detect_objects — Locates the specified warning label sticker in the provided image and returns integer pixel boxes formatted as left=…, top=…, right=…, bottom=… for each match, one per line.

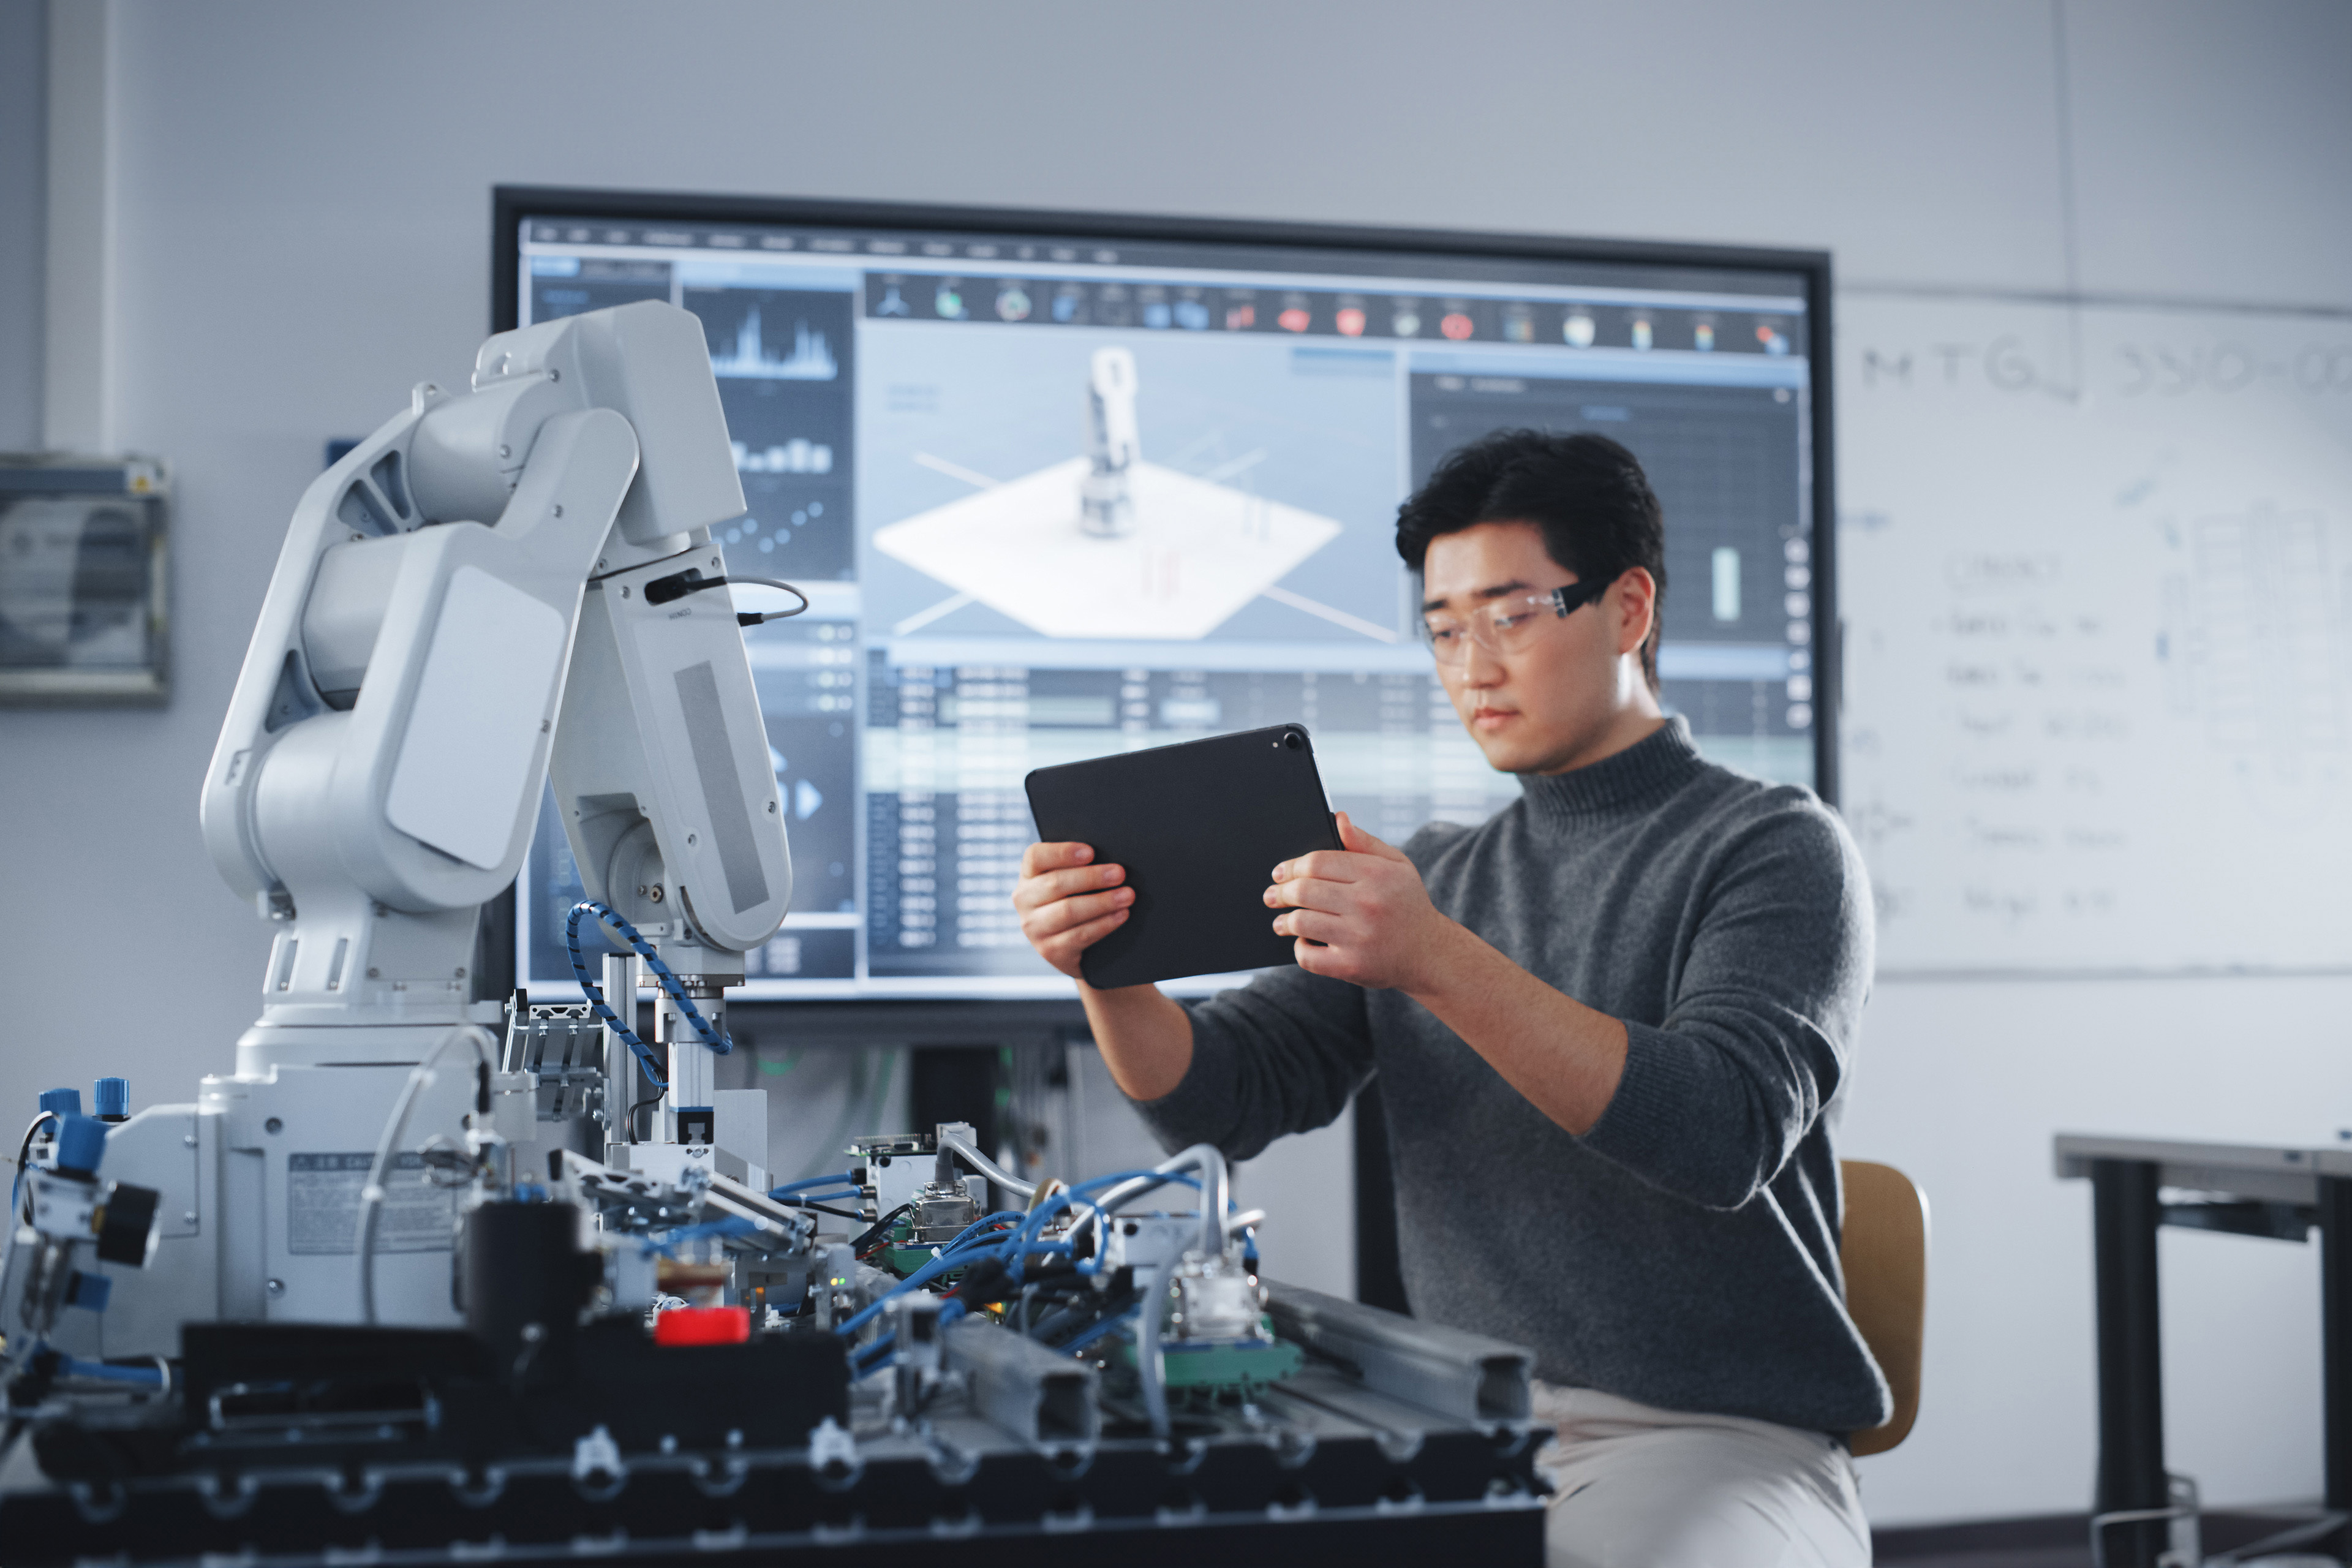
left=287, top=1152, right=457, bottom=1256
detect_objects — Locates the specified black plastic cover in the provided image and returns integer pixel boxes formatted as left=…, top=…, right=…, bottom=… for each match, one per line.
left=94, top=1181, right=159, bottom=1267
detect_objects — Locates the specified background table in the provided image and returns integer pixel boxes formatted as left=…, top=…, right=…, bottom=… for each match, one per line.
left=2054, top=1134, right=2352, bottom=1567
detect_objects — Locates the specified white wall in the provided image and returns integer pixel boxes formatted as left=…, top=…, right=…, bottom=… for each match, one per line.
left=2, top=0, right=2348, bottom=1528
left=0, top=0, right=42, bottom=448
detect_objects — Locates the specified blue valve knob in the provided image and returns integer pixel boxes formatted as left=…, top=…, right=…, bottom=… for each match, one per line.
left=37, top=1087, right=82, bottom=1119
left=53, top=1115, right=106, bottom=1175
left=94, top=1078, right=129, bottom=1121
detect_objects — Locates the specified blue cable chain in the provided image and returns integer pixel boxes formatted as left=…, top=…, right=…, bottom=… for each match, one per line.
left=565, top=900, right=734, bottom=1091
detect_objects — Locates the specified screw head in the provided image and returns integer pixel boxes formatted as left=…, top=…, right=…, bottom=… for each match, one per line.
left=687, top=834, right=697, bottom=846
left=264, top=1117, right=283, bottom=1135
left=368, top=967, right=382, bottom=979
left=552, top=503, right=564, bottom=518
left=266, top=1278, right=285, bottom=1297
left=497, top=445, right=511, bottom=459
left=183, top=1211, right=198, bottom=1224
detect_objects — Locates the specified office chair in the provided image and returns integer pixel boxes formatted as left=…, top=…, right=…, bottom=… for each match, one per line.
left=1842, top=1159, right=1928, bottom=1457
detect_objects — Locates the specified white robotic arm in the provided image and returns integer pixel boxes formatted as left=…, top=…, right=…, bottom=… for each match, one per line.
left=1079, top=346, right=1139, bottom=538
left=86, top=302, right=799, bottom=1338
left=200, top=301, right=791, bottom=1030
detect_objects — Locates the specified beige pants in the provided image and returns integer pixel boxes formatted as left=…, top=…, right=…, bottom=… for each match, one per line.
left=1531, top=1382, right=1870, bottom=1568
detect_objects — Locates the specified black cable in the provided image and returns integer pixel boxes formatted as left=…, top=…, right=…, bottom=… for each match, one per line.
left=643, top=567, right=809, bottom=625
left=1028, top=1284, right=1140, bottom=1351
left=851, top=1203, right=913, bottom=1256
left=628, top=1084, right=668, bottom=1144
left=778, top=1199, right=865, bottom=1222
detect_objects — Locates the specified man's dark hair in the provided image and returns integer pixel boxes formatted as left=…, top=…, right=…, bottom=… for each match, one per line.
left=1395, top=429, right=1667, bottom=690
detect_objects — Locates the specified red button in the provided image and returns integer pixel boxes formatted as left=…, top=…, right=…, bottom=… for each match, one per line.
left=654, top=1305, right=750, bottom=1346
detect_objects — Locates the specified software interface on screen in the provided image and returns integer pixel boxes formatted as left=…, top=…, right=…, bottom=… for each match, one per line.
left=512, top=210, right=1819, bottom=998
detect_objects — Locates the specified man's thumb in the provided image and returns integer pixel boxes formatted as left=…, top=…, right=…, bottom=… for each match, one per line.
left=1336, top=810, right=1404, bottom=861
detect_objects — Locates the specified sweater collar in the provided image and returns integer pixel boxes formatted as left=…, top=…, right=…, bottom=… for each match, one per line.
left=1518, top=716, right=1706, bottom=826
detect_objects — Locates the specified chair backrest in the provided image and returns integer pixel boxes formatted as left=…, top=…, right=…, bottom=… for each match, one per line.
left=1841, top=1159, right=1928, bottom=1458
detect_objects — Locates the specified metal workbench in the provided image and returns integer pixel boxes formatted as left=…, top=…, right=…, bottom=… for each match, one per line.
left=2054, top=1133, right=2352, bottom=1567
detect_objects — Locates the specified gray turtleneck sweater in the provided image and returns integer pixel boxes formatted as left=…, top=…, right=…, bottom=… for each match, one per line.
left=1134, top=717, right=1890, bottom=1436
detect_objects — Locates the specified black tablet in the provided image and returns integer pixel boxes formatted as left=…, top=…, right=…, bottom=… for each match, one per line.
left=1025, top=725, right=1342, bottom=990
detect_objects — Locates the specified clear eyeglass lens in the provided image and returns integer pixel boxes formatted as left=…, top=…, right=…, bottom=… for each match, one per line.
left=1423, top=594, right=1555, bottom=665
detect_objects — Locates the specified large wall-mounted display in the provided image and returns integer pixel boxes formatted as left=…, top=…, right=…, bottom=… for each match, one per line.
left=496, top=190, right=1835, bottom=1002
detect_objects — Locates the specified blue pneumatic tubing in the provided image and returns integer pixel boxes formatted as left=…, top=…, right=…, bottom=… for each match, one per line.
left=771, top=1172, right=857, bottom=1196
left=59, top=1355, right=163, bottom=1387
left=564, top=900, right=735, bottom=1089
left=833, top=1218, right=1025, bottom=1340
left=833, top=1167, right=1226, bottom=1351
left=1056, top=1306, right=1139, bottom=1355
left=853, top=1298, right=971, bottom=1377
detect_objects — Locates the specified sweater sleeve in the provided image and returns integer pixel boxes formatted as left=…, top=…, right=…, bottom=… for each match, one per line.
left=1131, top=963, right=1375, bottom=1161
left=1578, top=795, right=1875, bottom=1210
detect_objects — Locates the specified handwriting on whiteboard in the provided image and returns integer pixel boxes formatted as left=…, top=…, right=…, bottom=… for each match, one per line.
left=1855, top=330, right=2352, bottom=404
left=1836, top=297, right=2352, bottom=974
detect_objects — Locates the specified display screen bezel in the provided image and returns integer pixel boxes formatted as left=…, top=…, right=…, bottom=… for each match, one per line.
left=486, top=186, right=1838, bottom=1031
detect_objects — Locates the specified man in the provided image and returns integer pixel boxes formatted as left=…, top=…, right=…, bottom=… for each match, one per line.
left=1013, top=429, right=1883, bottom=1567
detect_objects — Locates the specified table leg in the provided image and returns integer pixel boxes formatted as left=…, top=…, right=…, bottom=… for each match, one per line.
left=2092, top=1158, right=2168, bottom=1568
left=2319, top=1175, right=2352, bottom=1553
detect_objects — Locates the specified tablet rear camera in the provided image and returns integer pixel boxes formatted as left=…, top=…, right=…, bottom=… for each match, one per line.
left=1283, top=729, right=1303, bottom=750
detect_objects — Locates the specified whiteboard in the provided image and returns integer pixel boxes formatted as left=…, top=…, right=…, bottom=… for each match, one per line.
left=1836, top=295, right=2352, bottom=976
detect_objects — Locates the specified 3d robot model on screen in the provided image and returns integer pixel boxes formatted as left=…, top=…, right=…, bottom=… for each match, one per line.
left=870, top=345, right=1347, bottom=641
left=0, top=303, right=1548, bottom=1563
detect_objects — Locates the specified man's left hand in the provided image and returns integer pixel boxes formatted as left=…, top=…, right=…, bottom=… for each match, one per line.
left=1265, top=812, right=1459, bottom=991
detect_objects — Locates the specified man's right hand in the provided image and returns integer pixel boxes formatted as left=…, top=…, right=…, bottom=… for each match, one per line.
left=1014, top=842, right=1135, bottom=981
left=1015, top=842, right=1193, bottom=1099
